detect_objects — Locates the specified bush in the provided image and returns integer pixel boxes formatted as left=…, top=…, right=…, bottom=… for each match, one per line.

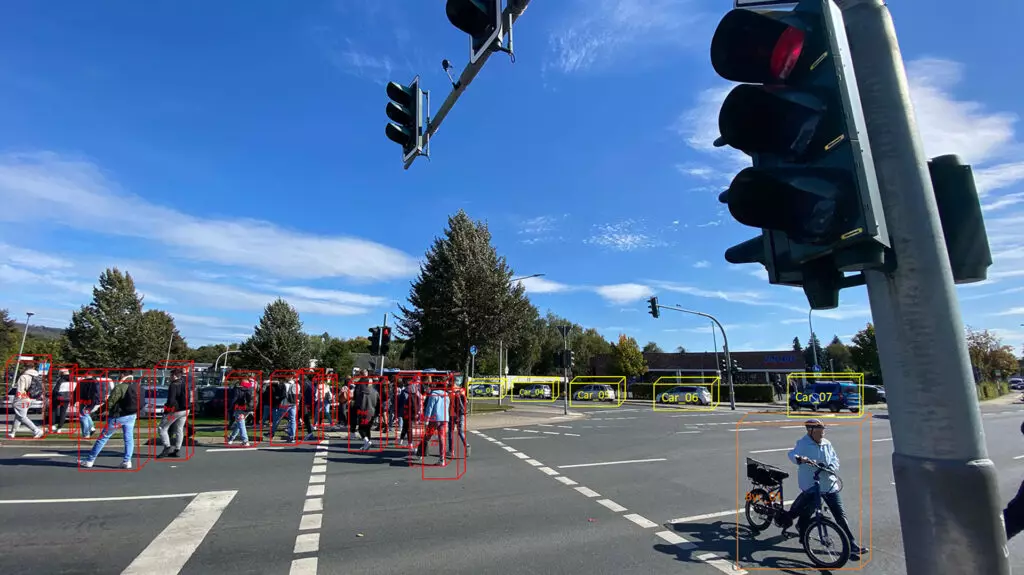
left=977, top=381, right=1011, bottom=401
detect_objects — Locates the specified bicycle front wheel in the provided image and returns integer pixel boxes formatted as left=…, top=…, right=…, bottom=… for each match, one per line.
left=802, top=516, right=850, bottom=569
left=744, top=488, right=774, bottom=532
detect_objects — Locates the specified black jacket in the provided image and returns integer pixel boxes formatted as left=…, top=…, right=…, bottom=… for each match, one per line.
left=166, top=380, right=189, bottom=412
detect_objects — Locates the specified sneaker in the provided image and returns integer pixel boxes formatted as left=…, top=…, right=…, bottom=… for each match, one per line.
left=121, top=461, right=132, bottom=469
left=170, top=450, right=180, bottom=458
left=242, top=441, right=250, bottom=447
left=80, top=459, right=94, bottom=468
left=51, top=425, right=58, bottom=432
left=33, top=429, right=44, bottom=439
left=438, top=457, right=447, bottom=466
left=157, top=447, right=172, bottom=459
left=228, top=439, right=236, bottom=445
left=7, top=433, right=15, bottom=439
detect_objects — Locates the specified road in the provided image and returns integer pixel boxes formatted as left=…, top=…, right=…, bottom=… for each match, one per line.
left=3, top=401, right=1024, bottom=574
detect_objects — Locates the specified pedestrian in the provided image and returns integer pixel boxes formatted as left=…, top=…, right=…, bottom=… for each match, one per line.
left=396, top=383, right=411, bottom=446
left=227, top=378, right=255, bottom=446
left=76, top=376, right=102, bottom=438
left=418, top=383, right=450, bottom=466
left=49, top=368, right=73, bottom=434
left=778, top=419, right=867, bottom=560
left=447, top=382, right=470, bottom=459
left=80, top=376, right=139, bottom=469
left=301, top=375, right=316, bottom=440
left=269, top=378, right=297, bottom=442
left=157, top=371, right=190, bottom=458
left=351, top=379, right=379, bottom=450
left=8, top=361, right=44, bottom=438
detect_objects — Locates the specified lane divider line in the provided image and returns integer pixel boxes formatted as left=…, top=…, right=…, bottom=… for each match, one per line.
left=291, top=439, right=329, bottom=575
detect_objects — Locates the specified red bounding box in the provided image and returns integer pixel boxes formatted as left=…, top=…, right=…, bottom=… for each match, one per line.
left=153, top=362, right=196, bottom=461
left=47, top=363, right=79, bottom=435
left=3, top=353, right=52, bottom=440
left=78, top=374, right=156, bottom=472
left=314, top=373, right=338, bottom=436
left=266, top=370, right=303, bottom=445
left=415, top=380, right=467, bottom=480
left=294, top=370, right=325, bottom=445
left=345, top=376, right=390, bottom=453
left=73, top=368, right=113, bottom=439
left=223, top=370, right=262, bottom=448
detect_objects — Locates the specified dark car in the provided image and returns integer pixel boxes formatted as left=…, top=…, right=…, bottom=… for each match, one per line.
left=790, top=381, right=861, bottom=413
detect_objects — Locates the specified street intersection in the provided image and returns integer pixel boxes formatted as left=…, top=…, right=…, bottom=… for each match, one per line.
left=4, top=402, right=1024, bottom=574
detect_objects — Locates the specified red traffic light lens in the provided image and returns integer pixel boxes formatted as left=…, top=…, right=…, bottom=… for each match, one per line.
left=710, top=9, right=809, bottom=85
left=771, top=27, right=805, bottom=81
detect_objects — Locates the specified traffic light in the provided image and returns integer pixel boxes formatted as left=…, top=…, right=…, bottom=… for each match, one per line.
left=380, top=327, right=392, bottom=356
left=446, top=0, right=503, bottom=64
left=369, top=327, right=381, bottom=355
left=564, top=350, right=575, bottom=371
left=712, top=0, right=889, bottom=310
left=648, top=296, right=660, bottom=319
left=554, top=350, right=564, bottom=369
left=731, top=359, right=743, bottom=374
left=719, top=357, right=727, bottom=373
left=385, top=78, right=424, bottom=163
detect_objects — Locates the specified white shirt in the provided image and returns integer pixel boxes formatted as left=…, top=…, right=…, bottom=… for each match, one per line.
left=787, top=434, right=841, bottom=493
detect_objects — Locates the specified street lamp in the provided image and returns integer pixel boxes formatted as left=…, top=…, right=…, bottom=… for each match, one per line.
left=213, top=350, right=240, bottom=382
left=512, top=273, right=545, bottom=283
left=9, top=312, right=35, bottom=386
left=498, top=273, right=545, bottom=404
left=808, top=309, right=819, bottom=370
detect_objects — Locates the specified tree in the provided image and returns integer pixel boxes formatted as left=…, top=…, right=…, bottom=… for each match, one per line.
left=966, top=327, right=1018, bottom=381
left=611, top=334, right=647, bottom=379
left=803, top=333, right=825, bottom=370
left=190, top=344, right=229, bottom=364
left=643, top=341, right=664, bottom=354
left=826, top=335, right=852, bottom=372
left=63, top=268, right=148, bottom=367
left=573, top=328, right=614, bottom=376
left=138, top=310, right=189, bottom=366
left=22, top=334, right=65, bottom=363
left=675, top=346, right=687, bottom=353
left=792, top=337, right=802, bottom=353
left=317, top=336, right=355, bottom=375
left=0, top=309, right=17, bottom=360
left=397, top=210, right=534, bottom=373
left=238, top=299, right=311, bottom=372
left=849, top=324, right=880, bottom=376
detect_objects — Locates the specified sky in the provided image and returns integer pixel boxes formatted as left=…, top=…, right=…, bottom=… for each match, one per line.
left=1, top=0, right=1023, bottom=355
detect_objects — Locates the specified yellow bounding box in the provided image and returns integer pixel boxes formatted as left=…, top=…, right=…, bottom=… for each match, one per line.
left=510, top=376, right=561, bottom=403
left=568, top=376, right=626, bottom=409
left=466, top=377, right=505, bottom=400
left=652, top=376, right=721, bottom=412
left=785, top=372, right=866, bottom=419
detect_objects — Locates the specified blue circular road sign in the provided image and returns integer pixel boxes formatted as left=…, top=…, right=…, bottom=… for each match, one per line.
left=470, top=346, right=477, bottom=356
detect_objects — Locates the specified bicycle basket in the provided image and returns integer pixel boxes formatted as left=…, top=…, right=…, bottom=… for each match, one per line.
left=746, top=458, right=789, bottom=486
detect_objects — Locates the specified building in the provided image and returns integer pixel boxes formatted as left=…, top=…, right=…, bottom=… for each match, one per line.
left=590, top=350, right=805, bottom=383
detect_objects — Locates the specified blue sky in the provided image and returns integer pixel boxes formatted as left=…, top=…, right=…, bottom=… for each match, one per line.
left=1, top=0, right=1023, bottom=355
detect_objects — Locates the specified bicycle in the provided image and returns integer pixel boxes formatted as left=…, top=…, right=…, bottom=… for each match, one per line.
left=744, top=457, right=851, bottom=569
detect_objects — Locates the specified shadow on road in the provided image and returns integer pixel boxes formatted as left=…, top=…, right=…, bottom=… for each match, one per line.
left=658, top=519, right=831, bottom=575
left=0, top=456, right=79, bottom=468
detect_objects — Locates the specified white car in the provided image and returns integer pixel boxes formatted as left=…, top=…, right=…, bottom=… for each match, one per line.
left=657, top=385, right=712, bottom=406
left=573, top=384, right=616, bottom=402
left=518, top=384, right=552, bottom=399
left=469, top=384, right=500, bottom=398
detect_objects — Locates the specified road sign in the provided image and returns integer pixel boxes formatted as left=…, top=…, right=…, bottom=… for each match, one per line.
left=470, top=345, right=477, bottom=356
left=734, top=0, right=798, bottom=8
left=813, top=364, right=822, bottom=372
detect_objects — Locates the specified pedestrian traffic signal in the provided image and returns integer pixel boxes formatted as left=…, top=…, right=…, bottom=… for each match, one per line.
left=369, top=327, right=381, bottom=355
left=385, top=78, right=425, bottom=163
left=446, top=0, right=503, bottom=64
left=380, top=327, right=392, bottom=356
left=647, top=296, right=660, bottom=319
left=712, top=0, right=889, bottom=310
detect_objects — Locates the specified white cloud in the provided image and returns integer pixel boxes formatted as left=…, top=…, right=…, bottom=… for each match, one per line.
left=594, top=283, right=653, bottom=304
left=0, top=263, right=94, bottom=296
left=0, top=152, right=419, bottom=281
left=653, top=281, right=772, bottom=307
left=517, top=276, right=573, bottom=294
left=585, top=219, right=665, bottom=251
left=0, top=243, right=72, bottom=270
left=692, top=260, right=710, bottom=268
left=517, top=215, right=565, bottom=244
left=169, top=313, right=250, bottom=331
left=545, top=0, right=712, bottom=74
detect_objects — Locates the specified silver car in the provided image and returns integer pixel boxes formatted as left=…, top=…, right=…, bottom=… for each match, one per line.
left=657, top=385, right=712, bottom=406
left=141, top=386, right=169, bottom=417
left=573, top=384, right=616, bottom=402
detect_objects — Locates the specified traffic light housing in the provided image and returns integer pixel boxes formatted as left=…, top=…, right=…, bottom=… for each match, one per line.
left=385, top=77, right=425, bottom=163
left=554, top=350, right=565, bottom=369
left=380, top=327, right=392, bottom=356
left=648, top=296, right=660, bottom=319
left=713, top=0, right=889, bottom=310
left=564, top=350, right=575, bottom=371
left=369, top=327, right=381, bottom=355
left=731, top=359, right=743, bottom=374
left=446, top=0, right=503, bottom=64
left=719, top=357, right=727, bottom=373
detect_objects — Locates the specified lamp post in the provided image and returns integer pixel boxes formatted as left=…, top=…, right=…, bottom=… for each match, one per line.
left=9, top=312, right=35, bottom=387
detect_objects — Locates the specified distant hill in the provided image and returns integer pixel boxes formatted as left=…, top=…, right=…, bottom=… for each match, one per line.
left=13, top=323, right=64, bottom=340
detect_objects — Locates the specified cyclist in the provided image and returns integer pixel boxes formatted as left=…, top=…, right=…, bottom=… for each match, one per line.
left=778, top=419, right=867, bottom=560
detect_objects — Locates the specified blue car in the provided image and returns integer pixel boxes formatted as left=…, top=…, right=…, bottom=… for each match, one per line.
left=790, top=381, right=861, bottom=413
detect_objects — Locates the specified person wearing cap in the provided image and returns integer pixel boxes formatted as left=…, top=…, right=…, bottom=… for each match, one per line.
left=780, top=419, right=866, bottom=559
left=1003, top=421, right=1024, bottom=540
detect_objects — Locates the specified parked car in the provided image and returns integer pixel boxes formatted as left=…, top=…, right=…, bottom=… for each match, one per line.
left=573, top=384, right=616, bottom=402
left=469, top=383, right=500, bottom=398
left=519, top=384, right=552, bottom=399
left=1010, top=378, right=1024, bottom=391
left=141, top=386, right=169, bottom=418
left=656, top=385, right=712, bottom=406
left=865, top=384, right=887, bottom=404
left=790, top=381, right=861, bottom=413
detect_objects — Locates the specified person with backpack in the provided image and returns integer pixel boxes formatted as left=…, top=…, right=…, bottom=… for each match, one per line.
left=80, top=376, right=139, bottom=469
left=301, top=375, right=317, bottom=441
left=268, top=378, right=297, bottom=443
left=417, top=384, right=450, bottom=466
left=76, top=377, right=103, bottom=438
left=157, top=372, right=191, bottom=458
left=227, top=378, right=255, bottom=446
left=447, top=383, right=470, bottom=459
left=8, top=362, right=44, bottom=438
left=351, top=381, right=379, bottom=450
left=49, top=369, right=73, bottom=434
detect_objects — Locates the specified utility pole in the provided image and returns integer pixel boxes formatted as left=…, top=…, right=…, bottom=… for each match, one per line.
left=163, top=329, right=174, bottom=385
left=9, top=312, right=34, bottom=387
left=558, top=324, right=571, bottom=415
left=840, top=0, right=1008, bottom=572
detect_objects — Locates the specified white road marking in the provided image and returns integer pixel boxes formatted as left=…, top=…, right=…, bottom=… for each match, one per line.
left=656, top=530, right=697, bottom=551
left=309, top=475, right=325, bottom=484
left=294, top=533, right=320, bottom=554
left=542, top=431, right=560, bottom=435
left=538, top=424, right=554, bottom=427
left=624, top=513, right=659, bottom=528
left=311, top=465, right=327, bottom=474
left=575, top=486, right=601, bottom=497
left=289, top=557, right=318, bottom=575
left=872, top=437, right=893, bottom=442
left=306, top=484, right=325, bottom=497
left=299, top=514, right=322, bottom=531
left=736, top=428, right=758, bottom=432
left=675, top=431, right=700, bottom=434
left=205, top=447, right=285, bottom=452
left=1014, top=455, right=1024, bottom=460
left=1, top=493, right=199, bottom=505
left=502, top=446, right=517, bottom=452
left=748, top=448, right=790, bottom=454
left=521, top=430, right=540, bottom=434
left=121, top=491, right=236, bottom=575
left=556, top=425, right=573, bottom=429
left=525, top=459, right=543, bottom=466
left=555, top=476, right=578, bottom=486
left=470, top=430, right=482, bottom=435
left=538, top=466, right=559, bottom=476
left=503, top=428, right=521, bottom=432
left=667, top=502, right=795, bottom=524
left=303, top=498, right=323, bottom=513
left=780, top=426, right=805, bottom=429
left=559, top=458, right=667, bottom=469
left=698, top=553, right=749, bottom=574
left=21, top=452, right=69, bottom=457
left=597, top=499, right=627, bottom=512
left=564, top=433, right=581, bottom=437
left=502, top=436, right=547, bottom=440
left=513, top=452, right=530, bottom=459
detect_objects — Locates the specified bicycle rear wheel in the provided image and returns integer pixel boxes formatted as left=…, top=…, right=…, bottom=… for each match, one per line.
left=802, top=516, right=850, bottom=569
left=744, top=488, right=774, bottom=532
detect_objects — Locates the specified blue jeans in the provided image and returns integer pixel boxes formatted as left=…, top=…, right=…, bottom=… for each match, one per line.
left=79, top=408, right=96, bottom=436
left=228, top=409, right=248, bottom=443
left=447, top=414, right=467, bottom=454
left=86, top=414, right=136, bottom=464
left=271, top=406, right=296, bottom=440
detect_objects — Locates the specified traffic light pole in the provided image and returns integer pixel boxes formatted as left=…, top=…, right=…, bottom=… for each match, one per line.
left=655, top=304, right=735, bottom=411
left=403, top=0, right=533, bottom=170
left=840, top=0, right=1009, bottom=572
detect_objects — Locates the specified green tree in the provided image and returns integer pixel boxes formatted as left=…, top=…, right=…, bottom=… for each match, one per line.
left=63, top=268, right=148, bottom=367
left=316, top=336, right=355, bottom=375
left=397, top=210, right=534, bottom=373
left=345, top=336, right=371, bottom=355
left=138, top=310, right=189, bottom=366
left=642, top=341, right=664, bottom=353
left=966, top=327, right=1019, bottom=381
left=573, top=328, right=613, bottom=376
left=22, top=334, right=65, bottom=363
left=826, top=335, right=852, bottom=371
left=803, top=333, right=825, bottom=369
left=675, top=346, right=687, bottom=353
left=611, top=334, right=647, bottom=378
left=238, top=298, right=311, bottom=372
left=190, top=344, right=229, bottom=364
left=849, top=323, right=880, bottom=376
left=792, top=337, right=802, bottom=353
left=0, top=309, right=17, bottom=360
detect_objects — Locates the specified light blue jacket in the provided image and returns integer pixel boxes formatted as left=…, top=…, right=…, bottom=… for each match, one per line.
left=787, top=434, right=841, bottom=493
left=423, top=389, right=450, bottom=423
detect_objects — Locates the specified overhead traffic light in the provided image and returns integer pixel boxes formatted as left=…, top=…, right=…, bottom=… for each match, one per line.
left=369, top=327, right=381, bottom=355
left=712, top=0, right=889, bottom=310
left=380, top=327, right=392, bottom=356
left=446, top=0, right=503, bottom=64
left=385, top=78, right=425, bottom=163
left=648, top=296, right=660, bottom=319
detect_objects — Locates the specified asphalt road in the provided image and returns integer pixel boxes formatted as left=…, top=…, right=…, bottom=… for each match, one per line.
left=3, top=402, right=1024, bottom=574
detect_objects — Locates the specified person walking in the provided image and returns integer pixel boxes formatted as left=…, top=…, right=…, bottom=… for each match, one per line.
left=8, top=362, right=44, bottom=439
left=447, top=382, right=470, bottom=459
left=227, top=378, right=255, bottom=446
left=419, top=384, right=450, bottom=466
left=157, top=372, right=190, bottom=458
left=49, top=368, right=73, bottom=434
left=80, top=376, right=139, bottom=469
left=351, top=381, right=379, bottom=450
left=76, top=376, right=103, bottom=439
left=269, top=378, right=297, bottom=443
